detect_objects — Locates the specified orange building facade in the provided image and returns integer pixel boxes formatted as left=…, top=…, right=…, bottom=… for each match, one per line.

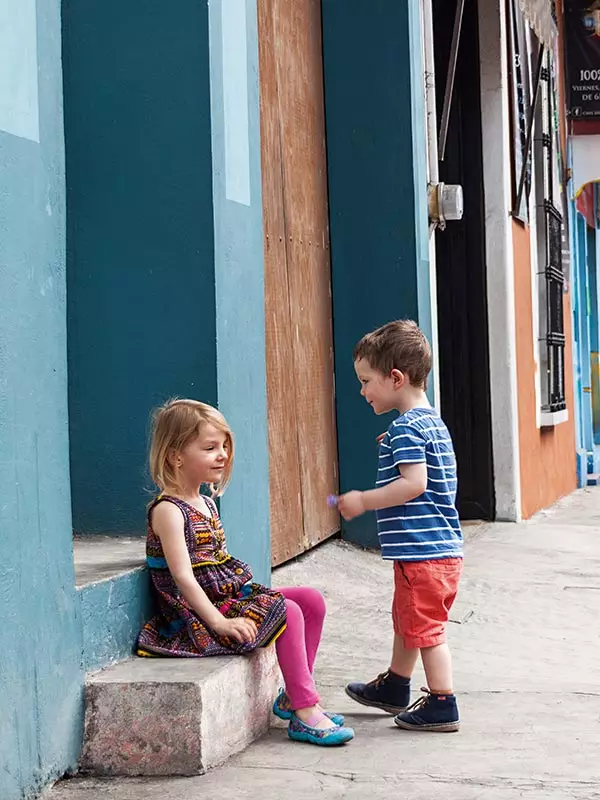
left=474, top=0, right=577, bottom=521
left=513, top=223, right=577, bottom=518
left=510, top=0, right=578, bottom=517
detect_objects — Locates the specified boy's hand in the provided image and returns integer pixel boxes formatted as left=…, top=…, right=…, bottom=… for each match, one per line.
left=338, top=490, right=366, bottom=521
left=376, top=433, right=386, bottom=444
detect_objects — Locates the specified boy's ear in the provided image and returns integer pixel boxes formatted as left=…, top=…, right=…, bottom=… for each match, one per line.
left=390, top=368, right=406, bottom=389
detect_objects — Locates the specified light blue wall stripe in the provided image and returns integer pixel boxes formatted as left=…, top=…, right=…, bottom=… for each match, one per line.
left=221, top=0, right=251, bottom=206
left=408, top=0, right=436, bottom=404
left=0, top=0, right=40, bottom=141
left=209, top=0, right=271, bottom=584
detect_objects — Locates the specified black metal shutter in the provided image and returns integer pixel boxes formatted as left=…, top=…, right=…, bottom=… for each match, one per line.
left=537, top=56, right=566, bottom=413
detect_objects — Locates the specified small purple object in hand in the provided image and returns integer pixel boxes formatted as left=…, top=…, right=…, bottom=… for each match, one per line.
left=327, top=494, right=339, bottom=508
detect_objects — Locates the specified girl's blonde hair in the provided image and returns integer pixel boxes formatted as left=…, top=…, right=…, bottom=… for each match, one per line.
left=149, top=398, right=234, bottom=496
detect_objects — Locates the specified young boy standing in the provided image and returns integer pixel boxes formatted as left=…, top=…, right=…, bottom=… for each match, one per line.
left=338, top=320, right=463, bottom=732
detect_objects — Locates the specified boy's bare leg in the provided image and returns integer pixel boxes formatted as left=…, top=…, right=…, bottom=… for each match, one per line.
left=390, top=633, right=419, bottom=678
left=394, top=642, right=459, bottom=731
left=421, top=643, right=453, bottom=693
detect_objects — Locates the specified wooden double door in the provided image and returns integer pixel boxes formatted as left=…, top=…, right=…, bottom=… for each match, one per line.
left=258, top=0, right=339, bottom=566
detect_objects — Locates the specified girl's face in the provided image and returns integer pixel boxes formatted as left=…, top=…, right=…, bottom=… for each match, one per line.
left=176, top=423, right=230, bottom=488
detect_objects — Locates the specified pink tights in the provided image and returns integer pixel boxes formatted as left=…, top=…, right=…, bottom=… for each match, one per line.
left=275, top=586, right=326, bottom=710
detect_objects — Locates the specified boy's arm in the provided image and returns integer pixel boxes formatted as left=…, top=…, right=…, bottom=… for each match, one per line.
left=338, top=462, right=427, bottom=520
left=363, top=461, right=428, bottom=510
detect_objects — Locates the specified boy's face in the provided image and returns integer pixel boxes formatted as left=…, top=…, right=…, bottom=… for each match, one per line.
left=354, top=358, right=403, bottom=415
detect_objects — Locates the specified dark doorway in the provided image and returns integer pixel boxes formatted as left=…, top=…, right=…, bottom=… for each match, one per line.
left=432, top=0, right=495, bottom=519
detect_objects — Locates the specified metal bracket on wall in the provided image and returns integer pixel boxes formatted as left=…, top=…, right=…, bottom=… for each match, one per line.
left=439, top=0, right=466, bottom=161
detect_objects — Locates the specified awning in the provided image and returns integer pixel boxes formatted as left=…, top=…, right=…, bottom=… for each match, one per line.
left=575, top=182, right=596, bottom=228
left=518, top=0, right=557, bottom=47
left=572, top=135, right=600, bottom=197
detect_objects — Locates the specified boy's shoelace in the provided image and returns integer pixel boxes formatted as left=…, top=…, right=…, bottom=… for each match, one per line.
left=369, top=671, right=391, bottom=689
left=404, top=687, right=432, bottom=713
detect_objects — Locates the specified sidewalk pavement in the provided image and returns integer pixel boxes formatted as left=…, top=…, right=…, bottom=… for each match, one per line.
left=48, top=488, right=600, bottom=800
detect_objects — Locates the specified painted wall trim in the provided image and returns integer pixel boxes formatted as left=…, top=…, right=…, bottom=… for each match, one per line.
left=221, top=0, right=251, bottom=206
left=420, top=0, right=441, bottom=409
left=411, top=0, right=438, bottom=407
left=208, top=0, right=271, bottom=584
left=478, top=0, right=522, bottom=521
left=0, top=0, right=40, bottom=141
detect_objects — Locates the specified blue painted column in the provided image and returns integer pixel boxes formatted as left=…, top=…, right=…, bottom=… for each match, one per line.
left=568, top=190, right=585, bottom=485
left=588, top=186, right=600, bottom=451
left=321, top=0, right=431, bottom=547
left=208, top=0, right=271, bottom=584
left=0, top=1, right=84, bottom=797
left=575, top=211, right=594, bottom=478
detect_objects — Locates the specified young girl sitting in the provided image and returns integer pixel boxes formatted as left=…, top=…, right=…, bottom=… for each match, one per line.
left=137, top=398, right=354, bottom=746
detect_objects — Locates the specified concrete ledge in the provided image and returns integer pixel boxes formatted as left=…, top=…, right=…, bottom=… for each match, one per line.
left=73, top=536, right=146, bottom=588
left=81, top=648, right=281, bottom=776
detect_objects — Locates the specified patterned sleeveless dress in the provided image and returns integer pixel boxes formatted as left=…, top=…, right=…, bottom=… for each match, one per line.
left=137, top=495, right=286, bottom=657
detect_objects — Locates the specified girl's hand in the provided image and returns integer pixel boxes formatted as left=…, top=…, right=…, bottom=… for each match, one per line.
left=376, top=432, right=386, bottom=444
left=151, top=503, right=259, bottom=643
left=337, top=490, right=366, bottom=521
left=213, top=615, right=258, bottom=644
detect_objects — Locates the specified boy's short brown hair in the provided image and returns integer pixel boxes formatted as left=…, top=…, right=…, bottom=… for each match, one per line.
left=353, top=320, right=432, bottom=388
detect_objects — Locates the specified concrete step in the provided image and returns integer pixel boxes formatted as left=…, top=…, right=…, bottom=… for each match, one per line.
left=587, top=473, right=600, bottom=486
left=81, top=648, right=281, bottom=777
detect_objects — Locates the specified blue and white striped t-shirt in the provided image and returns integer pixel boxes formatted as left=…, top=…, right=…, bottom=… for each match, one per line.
left=376, top=407, right=463, bottom=561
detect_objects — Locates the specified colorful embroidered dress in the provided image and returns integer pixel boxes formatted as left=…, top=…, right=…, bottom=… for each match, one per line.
left=137, top=495, right=286, bottom=657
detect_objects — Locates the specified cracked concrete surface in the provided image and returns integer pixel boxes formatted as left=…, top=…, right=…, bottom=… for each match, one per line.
left=48, top=489, right=600, bottom=799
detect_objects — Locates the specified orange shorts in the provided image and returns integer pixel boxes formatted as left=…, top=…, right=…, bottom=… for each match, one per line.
left=392, top=558, right=463, bottom=649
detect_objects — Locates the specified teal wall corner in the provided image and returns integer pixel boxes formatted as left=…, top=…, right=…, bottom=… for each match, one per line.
left=79, top=568, right=155, bottom=671
left=0, top=1, right=84, bottom=797
left=322, top=0, right=430, bottom=548
left=208, top=0, right=271, bottom=585
left=63, top=0, right=218, bottom=535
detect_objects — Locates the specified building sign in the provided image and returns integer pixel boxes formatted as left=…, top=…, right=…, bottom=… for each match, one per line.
left=565, top=0, right=600, bottom=118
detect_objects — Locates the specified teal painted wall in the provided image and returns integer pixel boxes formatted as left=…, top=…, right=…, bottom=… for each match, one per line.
left=63, top=0, right=272, bottom=582
left=79, top=569, right=154, bottom=670
left=62, top=1, right=218, bottom=535
left=208, top=0, right=271, bottom=585
left=322, top=0, right=431, bottom=547
left=0, top=0, right=84, bottom=797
